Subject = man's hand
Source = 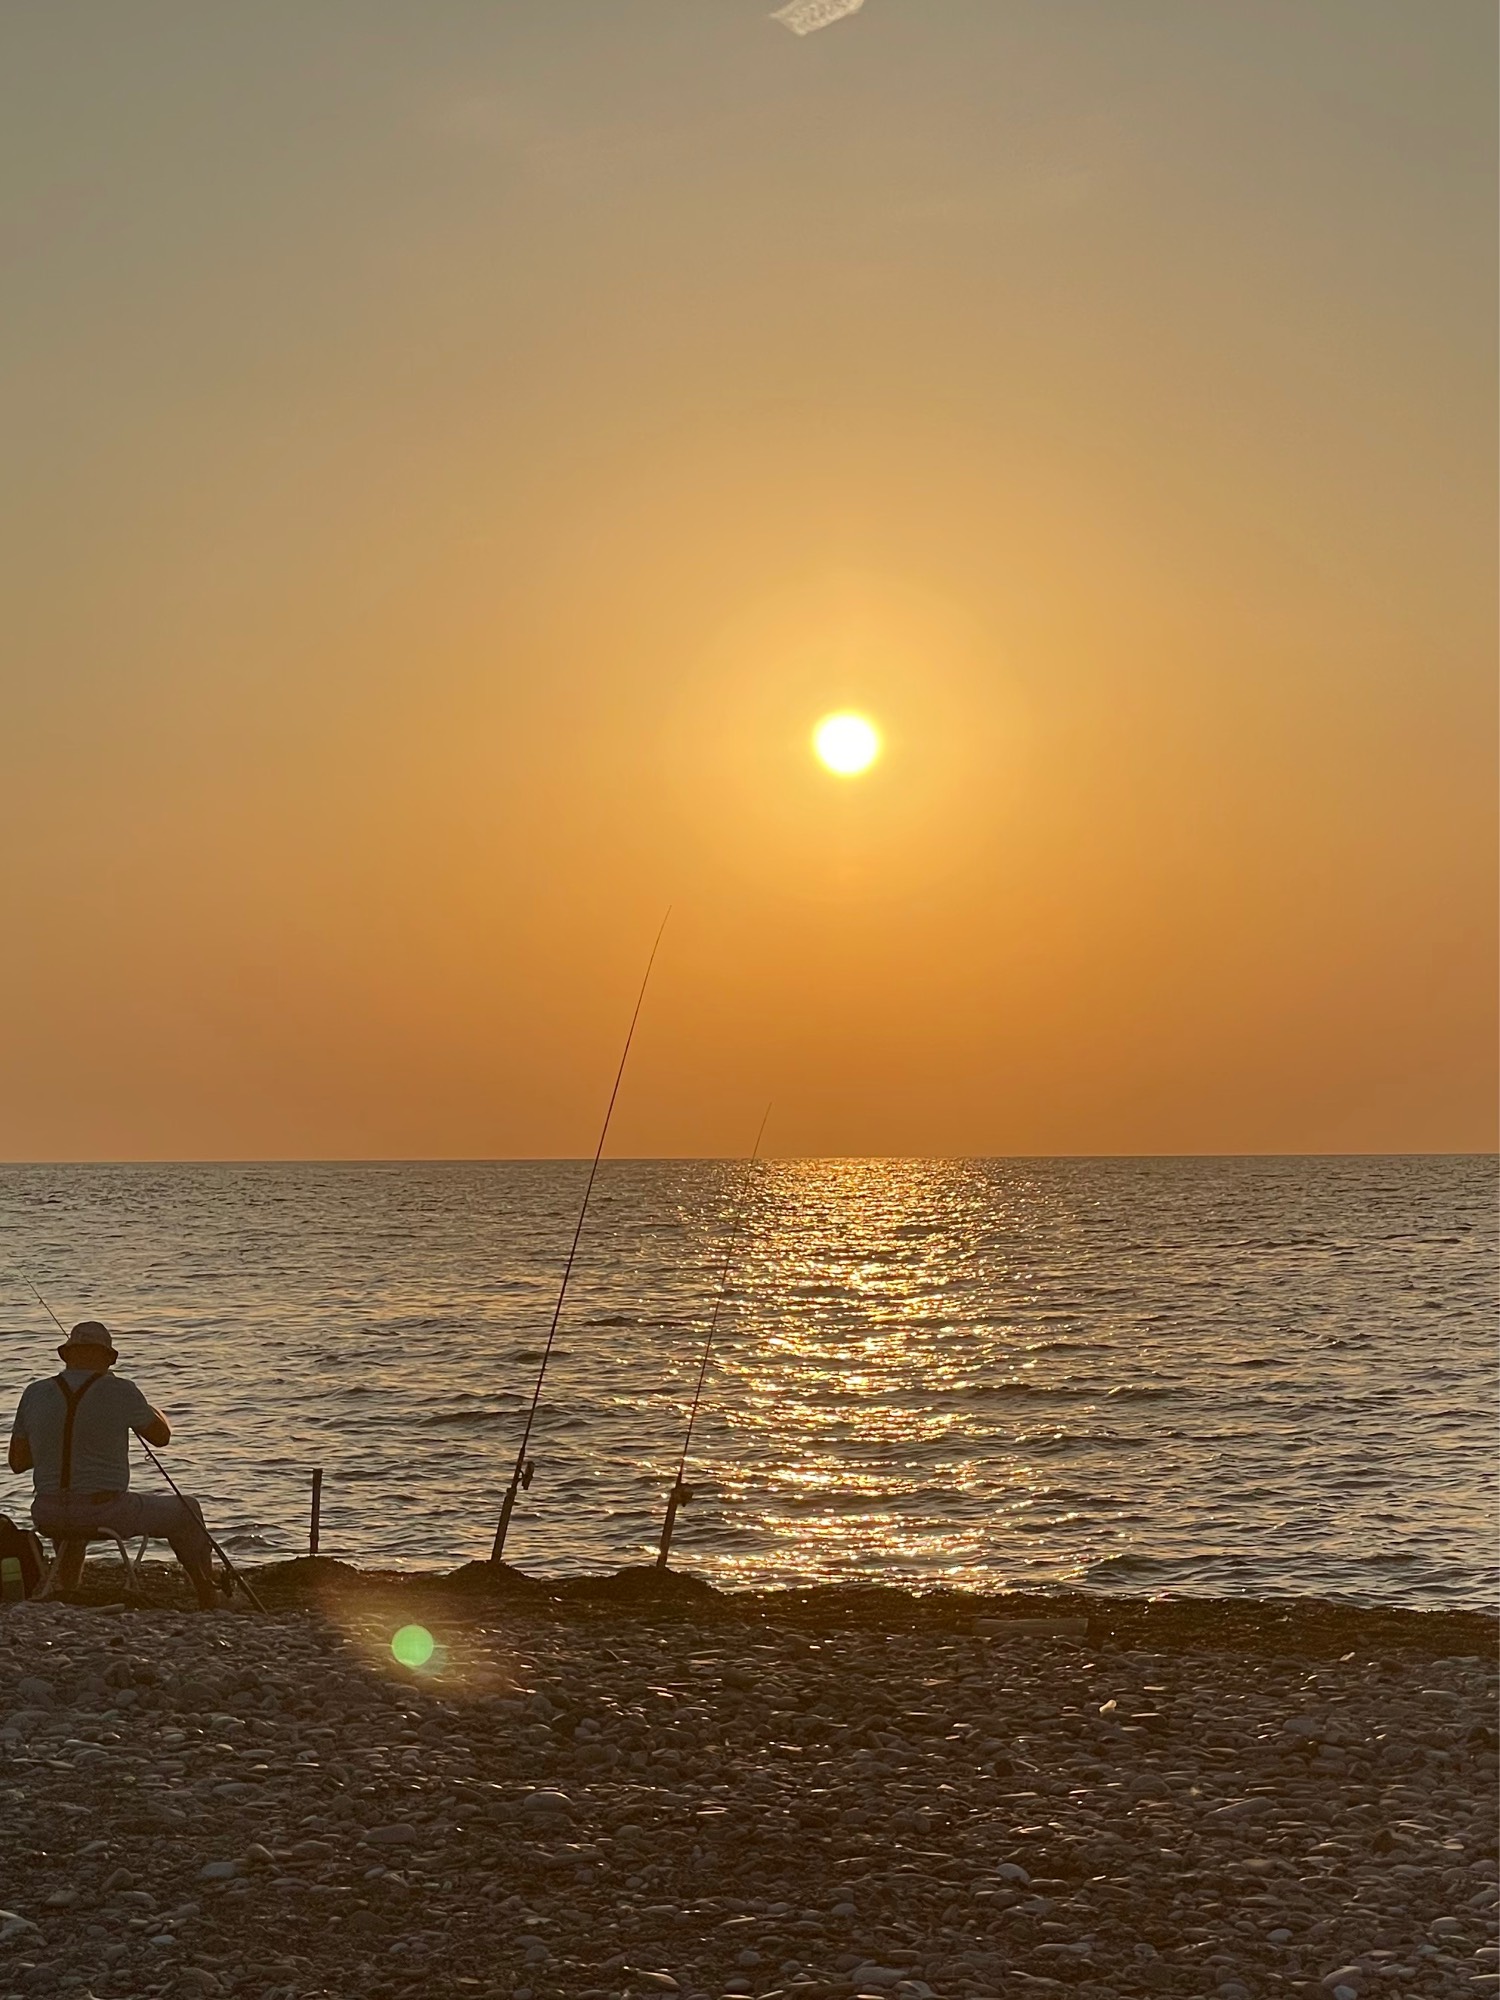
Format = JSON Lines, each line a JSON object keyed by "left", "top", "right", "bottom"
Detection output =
{"left": 137, "top": 1411, "right": 171, "bottom": 1448}
{"left": 8, "top": 1431, "right": 33, "bottom": 1475}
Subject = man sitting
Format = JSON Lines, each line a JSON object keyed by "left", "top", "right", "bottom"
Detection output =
{"left": 8, "top": 1321, "right": 219, "bottom": 1609}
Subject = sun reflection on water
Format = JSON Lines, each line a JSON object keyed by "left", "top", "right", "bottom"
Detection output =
{"left": 681, "top": 1158, "right": 1085, "bottom": 1586}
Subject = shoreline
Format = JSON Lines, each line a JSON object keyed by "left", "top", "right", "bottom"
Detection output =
{"left": 1, "top": 1565, "right": 1495, "bottom": 2000}
{"left": 37, "top": 1556, "right": 1500, "bottom": 1661}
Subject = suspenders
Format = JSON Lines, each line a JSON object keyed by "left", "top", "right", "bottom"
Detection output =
{"left": 52, "top": 1372, "right": 102, "bottom": 1494}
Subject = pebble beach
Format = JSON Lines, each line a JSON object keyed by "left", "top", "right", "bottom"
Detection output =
{"left": 0, "top": 1564, "right": 1495, "bottom": 2000}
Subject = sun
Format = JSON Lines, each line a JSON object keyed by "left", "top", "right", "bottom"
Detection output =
{"left": 813, "top": 711, "right": 881, "bottom": 776}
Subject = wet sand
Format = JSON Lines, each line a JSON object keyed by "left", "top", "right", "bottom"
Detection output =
{"left": 0, "top": 1564, "right": 1494, "bottom": 2000}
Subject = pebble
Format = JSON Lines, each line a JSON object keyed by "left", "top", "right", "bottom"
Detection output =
{"left": 523, "top": 1788, "right": 574, "bottom": 1815}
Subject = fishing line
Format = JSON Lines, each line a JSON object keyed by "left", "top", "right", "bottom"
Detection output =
{"left": 16, "top": 1273, "right": 267, "bottom": 1613}
{"left": 489, "top": 910, "right": 671, "bottom": 1564}
{"left": 657, "top": 1103, "right": 771, "bottom": 1571}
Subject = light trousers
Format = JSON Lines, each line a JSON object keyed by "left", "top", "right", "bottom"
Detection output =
{"left": 32, "top": 1490, "right": 214, "bottom": 1572}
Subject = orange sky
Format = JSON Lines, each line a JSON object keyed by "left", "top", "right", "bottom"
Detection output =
{"left": 2, "top": 2, "right": 1495, "bottom": 1160}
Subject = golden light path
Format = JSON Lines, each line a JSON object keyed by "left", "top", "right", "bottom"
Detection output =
{"left": 812, "top": 710, "right": 880, "bottom": 776}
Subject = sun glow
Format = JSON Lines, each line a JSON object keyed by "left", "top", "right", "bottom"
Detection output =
{"left": 813, "top": 711, "right": 881, "bottom": 776}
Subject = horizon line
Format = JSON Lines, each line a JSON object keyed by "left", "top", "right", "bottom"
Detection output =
{"left": 0, "top": 1150, "right": 1494, "bottom": 1168}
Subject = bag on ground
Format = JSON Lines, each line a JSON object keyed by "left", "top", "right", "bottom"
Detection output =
{"left": 0, "top": 1516, "right": 46, "bottom": 1601}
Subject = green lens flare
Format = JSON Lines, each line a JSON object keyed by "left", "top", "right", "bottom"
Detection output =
{"left": 391, "top": 1624, "right": 436, "bottom": 1669}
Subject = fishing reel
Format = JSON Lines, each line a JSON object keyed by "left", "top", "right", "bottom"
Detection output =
{"left": 520, "top": 1460, "right": 535, "bottom": 1491}
{"left": 673, "top": 1482, "right": 696, "bottom": 1507}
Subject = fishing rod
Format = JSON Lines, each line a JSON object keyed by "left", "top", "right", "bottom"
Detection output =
{"left": 135, "top": 1437, "right": 267, "bottom": 1614}
{"left": 656, "top": 1105, "right": 771, "bottom": 1571}
{"left": 489, "top": 912, "right": 671, "bottom": 1565}
{"left": 19, "top": 1275, "right": 267, "bottom": 1614}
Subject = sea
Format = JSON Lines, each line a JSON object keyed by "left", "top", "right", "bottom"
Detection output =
{"left": 0, "top": 1157, "right": 1494, "bottom": 1609}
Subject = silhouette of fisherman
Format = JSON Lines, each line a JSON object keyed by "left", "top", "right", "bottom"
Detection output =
{"left": 8, "top": 1321, "right": 219, "bottom": 1607}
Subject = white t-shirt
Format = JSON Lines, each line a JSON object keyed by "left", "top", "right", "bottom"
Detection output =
{"left": 12, "top": 1369, "right": 157, "bottom": 1496}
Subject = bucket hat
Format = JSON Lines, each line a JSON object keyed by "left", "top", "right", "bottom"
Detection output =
{"left": 58, "top": 1320, "right": 119, "bottom": 1365}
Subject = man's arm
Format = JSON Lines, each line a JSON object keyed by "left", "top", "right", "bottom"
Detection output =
{"left": 121, "top": 1380, "right": 170, "bottom": 1449}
